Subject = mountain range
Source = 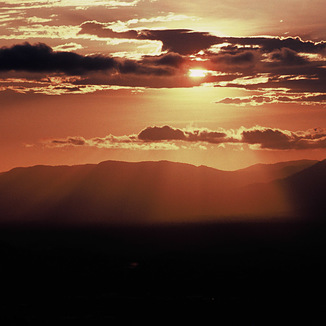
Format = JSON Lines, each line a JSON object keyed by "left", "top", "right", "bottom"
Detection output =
{"left": 0, "top": 158, "right": 324, "bottom": 225}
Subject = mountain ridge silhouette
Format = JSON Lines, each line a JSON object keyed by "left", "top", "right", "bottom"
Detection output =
{"left": 0, "top": 159, "right": 323, "bottom": 225}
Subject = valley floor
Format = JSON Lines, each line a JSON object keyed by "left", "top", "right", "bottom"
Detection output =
{"left": 0, "top": 219, "right": 326, "bottom": 325}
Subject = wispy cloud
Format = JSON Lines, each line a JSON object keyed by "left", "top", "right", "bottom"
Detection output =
{"left": 45, "top": 133, "right": 179, "bottom": 150}
{"left": 0, "top": 0, "right": 141, "bottom": 10}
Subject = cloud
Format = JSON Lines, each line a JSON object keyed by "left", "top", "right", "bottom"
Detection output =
{"left": 26, "top": 16, "right": 52, "bottom": 24}
{"left": 52, "top": 43, "right": 83, "bottom": 52}
{"left": 138, "top": 29, "right": 221, "bottom": 55}
{"left": 81, "top": 28, "right": 326, "bottom": 96}
{"left": 0, "top": 43, "right": 185, "bottom": 78}
{"left": 138, "top": 125, "right": 232, "bottom": 144}
{"left": 44, "top": 125, "right": 326, "bottom": 151}
{"left": 1, "top": 32, "right": 326, "bottom": 97}
{"left": 144, "top": 52, "right": 185, "bottom": 67}
{"left": 204, "top": 37, "right": 326, "bottom": 97}
{"left": 1, "top": 0, "right": 325, "bottom": 105}
{"left": 0, "top": 0, "right": 141, "bottom": 10}
{"left": 78, "top": 21, "right": 139, "bottom": 39}
{"left": 46, "top": 133, "right": 179, "bottom": 151}
{"left": 217, "top": 93, "right": 326, "bottom": 106}
{"left": 1, "top": 24, "right": 81, "bottom": 40}
{"left": 78, "top": 22, "right": 222, "bottom": 55}
{"left": 213, "top": 58, "right": 326, "bottom": 98}
{"left": 0, "top": 75, "right": 142, "bottom": 95}
{"left": 241, "top": 126, "right": 326, "bottom": 150}
{"left": 224, "top": 36, "right": 326, "bottom": 54}
{"left": 78, "top": 23, "right": 326, "bottom": 57}
{"left": 138, "top": 125, "right": 187, "bottom": 141}
{"left": 241, "top": 127, "right": 293, "bottom": 149}
{"left": 51, "top": 137, "right": 87, "bottom": 146}
{"left": 0, "top": 42, "right": 118, "bottom": 75}
{"left": 117, "top": 58, "right": 177, "bottom": 76}
{"left": 217, "top": 96, "right": 274, "bottom": 106}
{"left": 211, "top": 50, "right": 258, "bottom": 66}
{"left": 268, "top": 47, "right": 309, "bottom": 66}
{"left": 45, "top": 126, "right": 235, "bottom": 151}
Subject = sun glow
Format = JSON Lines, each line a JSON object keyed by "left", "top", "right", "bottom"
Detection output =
{"left": 189, "top": 69, "right": 208, "bottom": 78}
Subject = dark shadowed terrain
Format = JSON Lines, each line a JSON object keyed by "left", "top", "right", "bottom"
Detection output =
{"left": 1, "top": 159, "right": 326, "bottom": 325}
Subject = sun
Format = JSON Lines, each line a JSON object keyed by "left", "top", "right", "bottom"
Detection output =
{"left": 188, "top": 69, "right": 208, "bottom": 78}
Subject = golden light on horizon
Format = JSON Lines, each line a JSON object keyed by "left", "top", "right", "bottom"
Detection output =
{"left": 189, "top": 69, "right": 208, "bottom": 78}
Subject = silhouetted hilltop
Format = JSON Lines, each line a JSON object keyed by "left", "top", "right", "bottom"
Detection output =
{"left": 0, "top": 159, "right": 324, "bottom": 225}
{"left": 234, "top": 159, "right": 318, "bottom": 184}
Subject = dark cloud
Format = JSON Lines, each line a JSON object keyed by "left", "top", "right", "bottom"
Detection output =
{"left": 0, "top": 42, "right": 118, "bottom": 75}
{"left": 138, "top": 29, "right": 221, "bottom": 55}
{"left": 211, "top": 51, "right": 258, "bottom": 66}
{"left": 118, "top": 59, "right": 175, "bottom": 76}
{"left": 242, "top": 128, "right": 293, "bottom": 149}
{"left": 205, "top": 38, "right": 326, "bottom": 98}
{"left": 241, "top": 127, "right": 326, "bottom": 150}
{"left": 207, "top": 36, "right": 325, "bottom": 79}
{"left": 147, "top": 52, "right": 185, "bottom": 67}
{"left": 118, "top": 52, "right": 186, "bottom": 76}
{"left": 208, "top": 45, "right": 320, "bottom": 76}
{"left": 0, "top": 43, "right": 185, "bottom": 77}
{"left": 138, "top": 126, "right": 233, "bottom": 144}
{"left": 268, "top": 48, "right": 309, "bottom": 66}
{"left": 79, "top": 22, "right": 222, "bottom": 55}
{"left": 138, "top": 125, "right": 230, "bottom": 143}
{"left": 138, "top": 125, "right": 187, "bottom": 141}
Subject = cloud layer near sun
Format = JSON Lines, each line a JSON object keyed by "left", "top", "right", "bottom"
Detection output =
{"left": 44, "top": 125, "right": 326, "bottom": 151}
{"left": 0, "top": 35, "right": 325, "bottom": 105}
{"left": 0, "top": 0, "right": 325, "bottom": 105}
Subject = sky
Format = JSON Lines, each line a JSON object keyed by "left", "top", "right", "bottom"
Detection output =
{"left": 1, "top": 0, "right": 326, "bottom": 171}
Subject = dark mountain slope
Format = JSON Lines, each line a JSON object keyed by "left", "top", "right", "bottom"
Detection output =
{"left": 230, "top": 158, "right": 326, "bottom": 220}
{"left": 279, "top": 159, "right": 326, "bottom": 218}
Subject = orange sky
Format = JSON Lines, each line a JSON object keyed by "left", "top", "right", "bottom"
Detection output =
{"left": 1, "top": 0, "right": 326, "bottom": 171}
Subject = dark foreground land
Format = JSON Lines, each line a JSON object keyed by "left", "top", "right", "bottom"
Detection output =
{"left": 1, "top": 220, "right": 326, "bottom": 325}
